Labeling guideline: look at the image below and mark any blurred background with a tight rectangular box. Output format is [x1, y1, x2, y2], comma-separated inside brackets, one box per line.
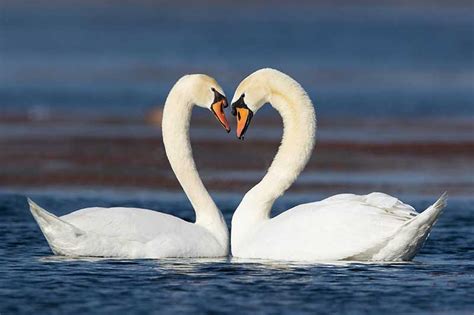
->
[0, 0, 473, 198]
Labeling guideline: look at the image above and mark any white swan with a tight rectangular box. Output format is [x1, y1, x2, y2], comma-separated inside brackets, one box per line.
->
[230, 68, 446, 261]
[29, 74, 231, 258]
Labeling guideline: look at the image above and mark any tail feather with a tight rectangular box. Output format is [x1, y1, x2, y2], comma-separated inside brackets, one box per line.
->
[411, 192, 447, 228]
[348, 193, 447, 261]
[28, 198, 84, 255]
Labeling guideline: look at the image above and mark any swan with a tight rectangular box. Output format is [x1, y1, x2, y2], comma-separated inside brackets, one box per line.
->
[230, 68, 446, 261]
[28, 74, 231, 258]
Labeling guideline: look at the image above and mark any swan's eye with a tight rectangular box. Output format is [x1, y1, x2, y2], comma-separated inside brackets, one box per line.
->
[211, 87, 216, 92]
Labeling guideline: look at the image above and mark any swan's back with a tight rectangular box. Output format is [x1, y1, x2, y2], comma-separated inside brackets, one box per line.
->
[62, 207, 190, 242]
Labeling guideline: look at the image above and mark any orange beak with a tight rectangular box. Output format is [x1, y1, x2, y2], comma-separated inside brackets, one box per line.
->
[211, 99, 231, 133]
[236, 107, 253, 140]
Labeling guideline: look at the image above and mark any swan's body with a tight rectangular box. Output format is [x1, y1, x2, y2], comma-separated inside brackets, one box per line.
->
[29, 204, 226, 258]
[230, 68, 446, 261]
[232, 192, 446, 261]
[29, 74, 230, 258]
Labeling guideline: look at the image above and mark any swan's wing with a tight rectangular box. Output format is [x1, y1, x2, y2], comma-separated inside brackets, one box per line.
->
[318, 192, 418, 221]
[62, 207, 191, 242]
[363, 192, 418, 219]
[245, 193, 418, 261]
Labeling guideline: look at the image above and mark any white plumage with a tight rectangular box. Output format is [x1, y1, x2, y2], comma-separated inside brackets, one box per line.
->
[232, 192, 446, 261]
[230, 69, 446, 261]
[29, 201, 225, 258]
[29, 74, 229, 258]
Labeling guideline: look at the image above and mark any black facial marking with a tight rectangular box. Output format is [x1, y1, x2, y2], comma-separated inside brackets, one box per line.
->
[212, 88, 228, 108]
[231, 94, 248, 116]
[231, 94, 254, 140]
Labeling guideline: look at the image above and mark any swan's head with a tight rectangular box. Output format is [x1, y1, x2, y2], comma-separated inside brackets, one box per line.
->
[231, 69, 273, 139]
[185, 74, 230, 132]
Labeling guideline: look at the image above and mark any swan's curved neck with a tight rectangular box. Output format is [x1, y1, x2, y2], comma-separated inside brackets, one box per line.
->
[162, 85, 228, 246]
[234, 76, 316, 224]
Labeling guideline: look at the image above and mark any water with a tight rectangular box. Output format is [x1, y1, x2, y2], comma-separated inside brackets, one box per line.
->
[1, 192, 473, 314]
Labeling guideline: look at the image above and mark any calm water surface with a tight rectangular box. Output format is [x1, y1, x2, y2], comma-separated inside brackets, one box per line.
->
[1, 193, 473, 314]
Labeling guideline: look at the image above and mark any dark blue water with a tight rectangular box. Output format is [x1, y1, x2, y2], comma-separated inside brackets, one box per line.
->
[1, 192, 473, 314]
[1, 3, 473, 117]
